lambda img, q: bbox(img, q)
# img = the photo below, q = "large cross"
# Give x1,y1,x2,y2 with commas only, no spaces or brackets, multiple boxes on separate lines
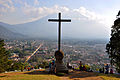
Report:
48,13,71,51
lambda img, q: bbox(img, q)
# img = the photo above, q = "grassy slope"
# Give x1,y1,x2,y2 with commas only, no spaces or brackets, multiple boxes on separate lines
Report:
0,71,61,80
0,70,120,80
99,73,120,80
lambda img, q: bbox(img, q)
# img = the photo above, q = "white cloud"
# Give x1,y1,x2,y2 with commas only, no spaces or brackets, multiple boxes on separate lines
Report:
34,0,39,5
22,4,70,22
0,0,15,14
73,7,102,21
72,7,114,29
0,0,113,29
22,4,111,28
0,7,7,13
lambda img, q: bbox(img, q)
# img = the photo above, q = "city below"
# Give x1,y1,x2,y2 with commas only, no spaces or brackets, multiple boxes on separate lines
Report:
4,39,110,71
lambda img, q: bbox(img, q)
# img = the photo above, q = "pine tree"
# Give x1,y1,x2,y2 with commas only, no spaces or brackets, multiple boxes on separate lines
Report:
106,11,120,73
0,39,10,73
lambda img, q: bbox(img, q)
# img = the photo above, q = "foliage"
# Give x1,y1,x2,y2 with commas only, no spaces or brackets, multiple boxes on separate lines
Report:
34,65,38,69
90,64,102,71
38,61,49,68
28,55,43,63
0,39,11,73
85,64,90,71
106,11,120,73
24,62,30,67
13,48,25,58
9,62,24,71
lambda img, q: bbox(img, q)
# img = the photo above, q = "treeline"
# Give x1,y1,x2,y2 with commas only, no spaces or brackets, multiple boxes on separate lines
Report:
0,39,50,73
0,39,23,72
106,11,120,73
0,39,12,72
0,39,49,73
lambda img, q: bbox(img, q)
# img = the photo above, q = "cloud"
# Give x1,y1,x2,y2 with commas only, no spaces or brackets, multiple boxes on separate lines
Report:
0,0,113,29
22,4,70,22
34,0,39,5
21,3,109,27
73,7,103,21
0,0,15,14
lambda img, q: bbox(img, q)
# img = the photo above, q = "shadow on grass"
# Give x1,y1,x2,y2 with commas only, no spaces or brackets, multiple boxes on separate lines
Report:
0,75,7,78
64,71,99,79
25,69,100,78
25,70,99,78
24,69,120,79
24,69,50,75
99,73,120,78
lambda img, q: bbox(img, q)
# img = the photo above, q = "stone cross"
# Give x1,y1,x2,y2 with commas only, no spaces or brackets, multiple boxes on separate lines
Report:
48,13,71,51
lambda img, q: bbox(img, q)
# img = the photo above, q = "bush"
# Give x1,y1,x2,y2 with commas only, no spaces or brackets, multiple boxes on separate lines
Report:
0,39,11,73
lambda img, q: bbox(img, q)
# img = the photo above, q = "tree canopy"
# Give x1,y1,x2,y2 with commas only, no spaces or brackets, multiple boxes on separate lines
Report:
0,39,11,73
106,11,120,73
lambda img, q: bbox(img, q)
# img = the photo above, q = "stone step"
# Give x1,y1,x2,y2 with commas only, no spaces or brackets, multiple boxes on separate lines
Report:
55,63,68,73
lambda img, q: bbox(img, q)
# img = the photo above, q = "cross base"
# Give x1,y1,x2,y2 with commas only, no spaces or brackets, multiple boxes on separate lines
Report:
55,62,68,74
54,50,68,74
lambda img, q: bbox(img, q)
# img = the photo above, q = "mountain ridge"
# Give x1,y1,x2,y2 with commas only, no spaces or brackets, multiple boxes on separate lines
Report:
0,14,109,39
0,24,26,39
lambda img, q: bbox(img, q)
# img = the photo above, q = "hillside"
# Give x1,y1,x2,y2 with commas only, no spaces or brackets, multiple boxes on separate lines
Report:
0,13,109,39
0,70,120,80
0,25,25,39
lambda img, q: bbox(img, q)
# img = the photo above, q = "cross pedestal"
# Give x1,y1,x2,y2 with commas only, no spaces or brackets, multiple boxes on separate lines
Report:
48,13,71,73
54,50,68,73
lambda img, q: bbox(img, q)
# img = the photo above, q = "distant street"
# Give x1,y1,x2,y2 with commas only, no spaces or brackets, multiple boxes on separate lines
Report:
25,43,43,62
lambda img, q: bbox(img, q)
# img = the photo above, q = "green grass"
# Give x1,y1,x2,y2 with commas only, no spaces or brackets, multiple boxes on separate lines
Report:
1,71,120,80
0,72,61,80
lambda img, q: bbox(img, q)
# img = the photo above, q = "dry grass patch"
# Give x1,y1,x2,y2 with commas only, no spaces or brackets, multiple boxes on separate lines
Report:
99,73,120,80
0,71,60,80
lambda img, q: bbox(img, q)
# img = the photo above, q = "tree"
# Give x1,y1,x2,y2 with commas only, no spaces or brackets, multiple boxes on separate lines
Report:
0,39,11,73
13,48,24,58
10,62,24,71
106,11,120,73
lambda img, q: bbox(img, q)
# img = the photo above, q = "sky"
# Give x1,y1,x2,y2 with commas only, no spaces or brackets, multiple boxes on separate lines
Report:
0,0,120,38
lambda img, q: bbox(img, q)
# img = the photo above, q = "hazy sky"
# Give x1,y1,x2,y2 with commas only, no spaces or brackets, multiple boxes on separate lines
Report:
0,0,120,38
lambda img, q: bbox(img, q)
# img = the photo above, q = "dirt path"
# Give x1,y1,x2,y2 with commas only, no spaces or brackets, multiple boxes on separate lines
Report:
60,71,104,80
